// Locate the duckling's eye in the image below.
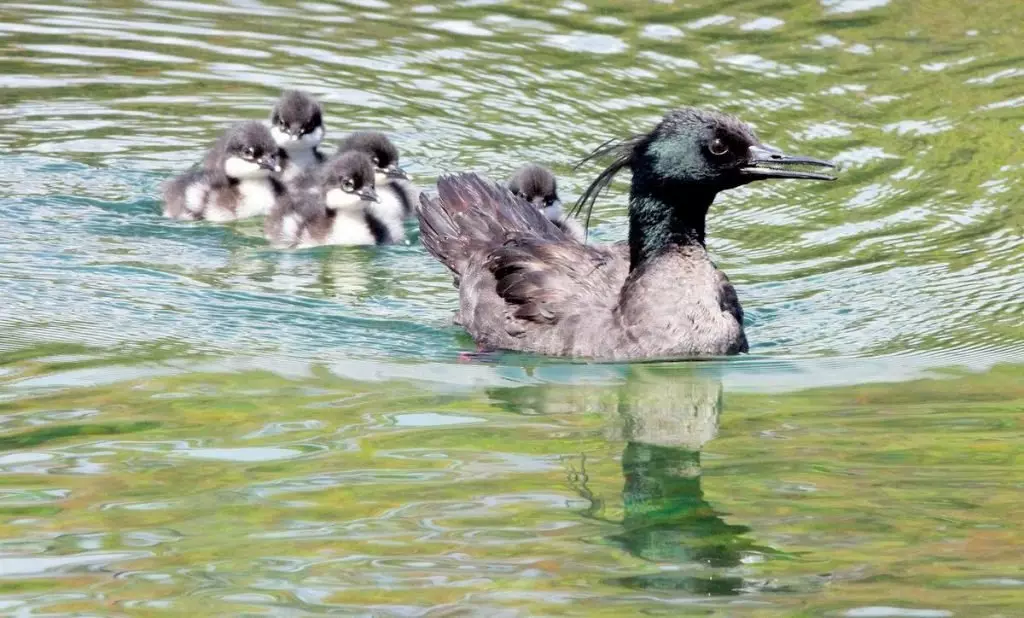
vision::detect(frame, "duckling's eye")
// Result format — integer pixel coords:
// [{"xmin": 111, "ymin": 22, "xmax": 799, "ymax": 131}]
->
[
  {"xmin": 244, "ymin": 147, "xmax": 256, "ymax": 159},
  {"xmin": 343, "ymin": 179, "xmax": 355, "ymax": 192},
  {"xmin": 371, "ymin": 156, "xmax": 380, "ymax": 166},
  {"xmin": 708, "ymin": 138, "xmax": 729, "ymax": 157}
]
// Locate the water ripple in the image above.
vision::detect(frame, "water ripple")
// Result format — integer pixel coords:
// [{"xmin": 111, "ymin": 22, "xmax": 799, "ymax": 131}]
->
[{"xmin": 0, "ymin": 0, "xmax": 1023, "ymax": 613}]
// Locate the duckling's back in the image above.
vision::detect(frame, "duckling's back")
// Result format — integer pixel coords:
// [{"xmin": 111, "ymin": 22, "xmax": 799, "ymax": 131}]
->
[{"xmin": 162, "ymin": 168, "xmax": 213, "ymax": 220}]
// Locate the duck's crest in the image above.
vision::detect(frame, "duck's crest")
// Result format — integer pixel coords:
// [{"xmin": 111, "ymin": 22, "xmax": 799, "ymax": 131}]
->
[{"xmin": 570, "ymin": 133, "xmax": 646, "ymax": 238}]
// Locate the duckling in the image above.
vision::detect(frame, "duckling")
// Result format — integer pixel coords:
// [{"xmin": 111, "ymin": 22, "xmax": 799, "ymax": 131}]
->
[
  {"xmin": 164, "ymin": 121, "xmax": 284, "ymax": 222},
  {"xmin": 265, "ymin": 151, "xmax": 390, "ymax": 248},
  {"xmin": 337, "ymin": 131, "xmax": 416, "ymax": 242},
  {"xmin": 508, "ymin": 164, "xmax": 586, "ymax": 242},
  {"xmin": 270, "ymin": 89, "xmax": 327, "ymax": 183},
  {"xmin": 418, "ymin": 108, "xmax": 836, "ymax": 360}
]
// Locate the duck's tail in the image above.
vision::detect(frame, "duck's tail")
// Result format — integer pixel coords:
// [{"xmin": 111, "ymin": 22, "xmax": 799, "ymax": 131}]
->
[{"xmin": 418, "ymin": 172, "xmax": 565, "ymax": 276}]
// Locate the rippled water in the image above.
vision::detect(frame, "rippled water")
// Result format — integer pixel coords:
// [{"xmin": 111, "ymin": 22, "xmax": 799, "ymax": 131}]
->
[{"xmin": 1, "ymin": 0, "xmax": 1022, "ymax": 615}]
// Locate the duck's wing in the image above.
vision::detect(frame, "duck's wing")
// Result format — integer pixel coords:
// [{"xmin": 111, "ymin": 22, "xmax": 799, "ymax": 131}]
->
[
  {"xmin": 419, "ymin": 174, "xmax": 626, "ymax": 346},
  {"xmin": 482, "ymin": 236, "xmax": 623, "ymax": 325},
  {"xmin": 418, "ymin": 172, "xmax": 568, "ymax": 275}
]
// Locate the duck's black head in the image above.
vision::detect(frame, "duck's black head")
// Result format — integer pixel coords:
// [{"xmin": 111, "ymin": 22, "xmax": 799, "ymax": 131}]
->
[
  {"xmin": 221, "ymin": 121, "xmax": 281, "ymax": 179},
  {"xmin": 319, "ymin": 151, "xmax": 379, "ymax": 211},
  {"xmin": 574, "ymin": 108, "xmax": 835, "ymax": 222},
  {"xmin": 337, "ymin": 131, "xmax": 409, "ymax": 184},
  {"xmin": 509, "ymin": 164, "xmax": 561, "ymax": 212}
]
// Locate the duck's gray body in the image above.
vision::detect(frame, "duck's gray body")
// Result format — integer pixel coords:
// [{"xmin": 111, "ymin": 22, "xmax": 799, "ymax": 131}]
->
[{"xmin": 419, "ymin": 174, "xmax": 746, "ymax": 360}]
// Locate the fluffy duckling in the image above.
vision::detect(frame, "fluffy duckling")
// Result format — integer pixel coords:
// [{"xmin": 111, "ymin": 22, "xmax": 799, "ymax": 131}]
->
[
  {"xmin": 265, "ymin": 152, "xmax": 391, "ymax": 248},
  {"xmin": 164, "ymin": 121, "xmax": 283, "ymax": 221},
  {"xmin": 270, "ymin": 90, "xmax": 327, "ymax": 183},
  {"xmin": 508, "ymin": 164, "xmax": 585, "ymax": 241},
  {"xmin": 337, "ymin": 131, "xmax": 417, "ymax": 242}
]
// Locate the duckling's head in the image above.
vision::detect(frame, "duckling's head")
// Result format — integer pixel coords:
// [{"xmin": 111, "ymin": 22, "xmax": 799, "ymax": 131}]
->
[
  {"xmin": 319, "ymin": 152, "xmax": 379, "ymax": 212},
  {"xmin": 221, "ymin": 121, "xmax": 281, "ymax": 180},
  {"xmin": 575, "ymin": 108, "xmax": 835, "ymax": 218},
  {"xmin": 270, "ymin": 90, "xmax": 325, "ymax": 152},
  {"xmin": 337, "ymin": 131, "xmax": 409, "ymax": 186},
  {"xmin": 509, "ymin": 164, "xmax": 563, "ymax": 220}
]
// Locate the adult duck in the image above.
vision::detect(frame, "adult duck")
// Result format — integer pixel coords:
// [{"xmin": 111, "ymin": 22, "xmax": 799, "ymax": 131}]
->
[{"xmin": 418, "ymin": 108, "xmax": 836, "ymax": 360}]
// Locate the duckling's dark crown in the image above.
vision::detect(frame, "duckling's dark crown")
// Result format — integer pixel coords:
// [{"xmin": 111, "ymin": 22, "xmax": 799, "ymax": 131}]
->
[
  {"xmin": 337, "ymin": 131, "xmax": 400, "ymax": 166},
  {"xmin": 224, "ymin": 121, "xmax": 277, "ymax": 153},
  {"xmin": 319, "ymin": 152, "xmax": 375, "ymax": 187},
  {"xmin": 509, "ymin": 164, "xmax": 558, "ymax": 199},
  {"xmin": 273, "ymin": 89, "xmax": 321, "ymax": 115}
]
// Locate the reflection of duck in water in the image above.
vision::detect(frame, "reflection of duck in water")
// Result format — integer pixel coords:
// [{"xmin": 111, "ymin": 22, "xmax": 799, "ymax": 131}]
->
[
  {"xmin": 607, "ymin": 370, "xmax": 779, "ymax": 593},
  {"xmin": 490, "ymin": 366, "xmax": 776, "ymax": 596}
]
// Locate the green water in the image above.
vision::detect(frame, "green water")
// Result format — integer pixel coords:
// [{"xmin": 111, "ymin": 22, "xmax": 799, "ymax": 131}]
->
[{"xmin": 1, "ymin": 0, "xmax": 1022, "ymax": 615}]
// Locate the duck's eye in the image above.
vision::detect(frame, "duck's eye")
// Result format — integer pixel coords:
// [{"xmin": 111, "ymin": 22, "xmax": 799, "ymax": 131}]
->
[
  {"xmin": 244, "ymin": 147, "xmax": 256, "ymax": 159},
  {"xmin": 343, "ymin": 179, "xmax": 355, "ymax": 192},
  {"xmin": 371, "ymin": 156, "xmax": 380, "ymax": 166},
  {"xmin": 709, "ymin": 138, "xmax": 729, "ymax": 157}
]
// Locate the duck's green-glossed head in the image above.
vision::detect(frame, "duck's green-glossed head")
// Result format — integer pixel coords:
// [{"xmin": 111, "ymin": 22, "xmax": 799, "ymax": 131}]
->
[{"xmin": 641, "ymin": 108, "xmax": 837, "ymax": 189}]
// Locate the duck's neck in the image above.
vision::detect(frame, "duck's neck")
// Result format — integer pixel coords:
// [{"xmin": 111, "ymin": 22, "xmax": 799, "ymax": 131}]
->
[{"xmin": 627, "ymin": 182, "xmax": 716, "ymax": 270}]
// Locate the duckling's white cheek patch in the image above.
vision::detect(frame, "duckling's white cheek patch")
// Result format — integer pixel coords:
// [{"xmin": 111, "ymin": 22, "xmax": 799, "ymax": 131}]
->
[
  {"xmin": 224, "ymin": 156, "xmax": 263, "ymax": 179},
  {"xmin": 270, "ymin": 127, "xmax": 292, "ymax": 148},
  {"xmin": 375, "ymin": 171, "xmax": 389, "ymax": 186},
  {"xmin": 325, "ymin": 188, "xmax": 360, "ymax": 210}
]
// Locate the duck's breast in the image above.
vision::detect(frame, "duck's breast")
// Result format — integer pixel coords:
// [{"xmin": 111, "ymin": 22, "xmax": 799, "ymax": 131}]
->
[{"xmin": 614, "ymin": 247, "xmax": 746, "ymax": 358}]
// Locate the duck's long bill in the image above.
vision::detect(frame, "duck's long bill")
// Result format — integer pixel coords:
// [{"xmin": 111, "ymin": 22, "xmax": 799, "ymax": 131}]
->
[{"xmin": 741, "ymin": 145, "xmax": 837, "ymax": 181}]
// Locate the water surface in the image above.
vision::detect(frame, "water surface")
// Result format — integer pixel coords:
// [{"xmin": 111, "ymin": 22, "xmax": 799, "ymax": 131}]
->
[{"xmin": 0, "ymin": 0, "xmax": 1022, "ymax": 615}]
